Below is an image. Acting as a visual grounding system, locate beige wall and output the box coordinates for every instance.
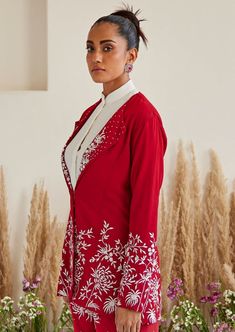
[0,0,234,298]
[0,0,47,90]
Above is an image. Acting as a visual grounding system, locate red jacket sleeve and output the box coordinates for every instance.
[116,109,167,320]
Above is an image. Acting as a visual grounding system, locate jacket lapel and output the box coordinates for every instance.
[61,93,138,192]
[61,99,102,192]
[75,103,126,189]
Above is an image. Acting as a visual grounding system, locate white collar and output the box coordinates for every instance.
[101,79,137,105]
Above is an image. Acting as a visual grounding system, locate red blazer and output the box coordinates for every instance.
[57,91,167,325]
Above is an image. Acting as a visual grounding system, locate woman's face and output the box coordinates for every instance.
[86,22,136,84]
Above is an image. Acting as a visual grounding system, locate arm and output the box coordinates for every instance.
[116,109,167,320]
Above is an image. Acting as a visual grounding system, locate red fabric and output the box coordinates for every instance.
[70,308,160,332]
[57,92,167,326]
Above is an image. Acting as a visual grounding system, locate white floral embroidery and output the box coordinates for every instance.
[57,216,74,297]
[147,308,158,324]
[89,220,126,270]
[117,232,162,323]
[58,222,96,299]
[61,147,73,189]
[73,227,95,299]
[59,220,161,324]
[76,221,125,313]
[103,296,118,314]
[79,129,106,172]
[70,302,100,323]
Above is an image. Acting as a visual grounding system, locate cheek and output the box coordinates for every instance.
[107,51,126,67]
[86,54,91,64]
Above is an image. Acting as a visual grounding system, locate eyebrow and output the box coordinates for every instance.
[86,39,117,45]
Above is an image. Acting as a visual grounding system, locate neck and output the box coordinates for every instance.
[102,75,130,97]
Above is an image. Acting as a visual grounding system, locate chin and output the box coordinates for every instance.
[90,75,112,84]
[91,77,106,83]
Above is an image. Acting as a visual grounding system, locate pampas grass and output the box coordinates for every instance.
[37,190,52,301]
[23,181,66,329]
[159,196,179,315]
[47,218,66,327]
[170,140,186,280]
[159,141,235,318]
[189,143,202,297]
[209,150,232,268]
[170,140,195,302]
[200,149,232,292]
[0,166,13,298]
[229,180,235,273]
[222,263,235,291]
[0,170,65,328]
[23,182,43,282]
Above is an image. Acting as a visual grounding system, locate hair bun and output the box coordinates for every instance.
[110,3,148,48]
[117,9,140,28]
[111,3,145,30]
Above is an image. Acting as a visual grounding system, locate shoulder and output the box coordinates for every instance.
[125,92,168,153]
[124,92,164,128]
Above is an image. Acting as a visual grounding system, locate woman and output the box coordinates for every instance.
[57,4,167,332]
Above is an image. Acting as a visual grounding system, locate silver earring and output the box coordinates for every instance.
[124,63,133,73]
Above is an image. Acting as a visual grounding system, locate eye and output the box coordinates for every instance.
[86,45,93,52]
[103,45,113,52]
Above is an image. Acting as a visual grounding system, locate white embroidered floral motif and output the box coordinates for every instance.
[57,216,74,297]
[79,108,126,174]
[61,146,73,189]
[70,302,100,323]
[79,129,106,172]
[73,227,95,299]
[63,220,161,325]
[89,220,126,270]
[117,232,162,323]
[76,221,125,313]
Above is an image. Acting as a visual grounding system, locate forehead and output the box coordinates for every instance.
[87,22,124,43]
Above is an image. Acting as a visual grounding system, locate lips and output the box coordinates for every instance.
[92,67,105,72]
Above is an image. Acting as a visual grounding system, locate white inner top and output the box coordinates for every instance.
[65,79,139,189]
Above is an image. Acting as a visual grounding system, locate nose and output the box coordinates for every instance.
[91,49,102,63]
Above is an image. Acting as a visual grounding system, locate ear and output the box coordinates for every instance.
[128,47,138,63]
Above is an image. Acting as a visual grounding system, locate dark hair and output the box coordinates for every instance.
[90,2,148,52]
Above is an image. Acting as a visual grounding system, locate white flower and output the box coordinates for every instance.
[126,290,141,306]
[103,296,117,313]
[147,309,157,323]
